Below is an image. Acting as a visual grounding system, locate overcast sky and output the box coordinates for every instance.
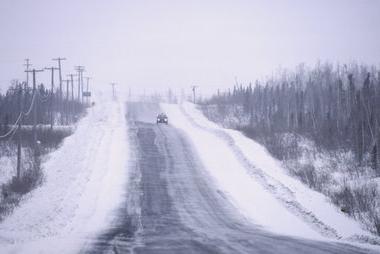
[0,0,379,95]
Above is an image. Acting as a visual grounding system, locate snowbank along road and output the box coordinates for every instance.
[83,102,375,254]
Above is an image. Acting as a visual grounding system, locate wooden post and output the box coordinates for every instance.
[45,67,58,129]
[25,69,44,156]
[53,57,66,125]
[16,83,22,180]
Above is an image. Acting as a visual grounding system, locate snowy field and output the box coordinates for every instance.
[0,97,129,253]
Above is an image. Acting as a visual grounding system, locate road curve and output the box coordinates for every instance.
[83,102,374,254]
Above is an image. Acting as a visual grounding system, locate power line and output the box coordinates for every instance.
[0,113,22,139]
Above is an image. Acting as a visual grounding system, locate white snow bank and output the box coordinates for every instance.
[0,97,129,253]
[161,102,379,245]
[161,103,322,240]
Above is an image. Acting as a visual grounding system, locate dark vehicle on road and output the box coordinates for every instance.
[157,113,168,124]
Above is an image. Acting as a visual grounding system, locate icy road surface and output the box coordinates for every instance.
[83,102,374,254]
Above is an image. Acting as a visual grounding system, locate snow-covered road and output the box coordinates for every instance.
[0,100,379,253]
[83,102,375,253]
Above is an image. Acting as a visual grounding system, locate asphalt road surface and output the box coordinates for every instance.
[84,102,375,254]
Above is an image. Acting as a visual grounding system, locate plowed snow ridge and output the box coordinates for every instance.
[161,102,380,246]
[0,100,129,253]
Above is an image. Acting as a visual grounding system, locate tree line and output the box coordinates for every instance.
[0,81,84,134]
[203,63,380,172]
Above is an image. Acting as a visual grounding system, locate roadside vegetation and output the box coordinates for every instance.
[200,62,380,235]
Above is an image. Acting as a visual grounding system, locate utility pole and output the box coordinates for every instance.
[24,59,32,110]
[45,67,59,129]
[53,58,66,124]
[110,83,116,99]
[67,74,76,102]
[75,66,85,103]
[67,74,76,122]
[52,58,66,95]
[81,70,84,103]
[16,82,23,180]
[24,59,32,88]
[62,79,70,125]
[26,69,44,155]
[84,77,91,105]
[191,85,198,104]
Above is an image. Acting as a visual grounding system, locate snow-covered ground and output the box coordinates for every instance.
[2,98,379,253]
[0,146,34,188]
[161,102,380,247]
[0,97,129,253]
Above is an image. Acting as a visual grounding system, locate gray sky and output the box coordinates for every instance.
[0,0,379,95]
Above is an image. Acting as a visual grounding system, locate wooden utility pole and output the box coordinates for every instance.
[84,77,91,105]
[52,58,66,96]
[62,79,70,125]
[67,74,76,102]
[26,69,44,154]
[24,59,31,88]
[45,67,59,129]
[110,83,116,99]
[16,82,23,180]
[24,59,32,110]
[67,74,76,121]
[75,66,85,102]
[81,70,84,103]
[53,57,66,124]
[191,85,198,103]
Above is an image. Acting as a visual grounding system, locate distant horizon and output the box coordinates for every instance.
[1,60,378,99]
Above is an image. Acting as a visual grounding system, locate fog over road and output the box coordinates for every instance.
[84,102,374,254]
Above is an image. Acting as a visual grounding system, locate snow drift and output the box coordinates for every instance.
[0,98,129,253]
[161,102,380,247]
